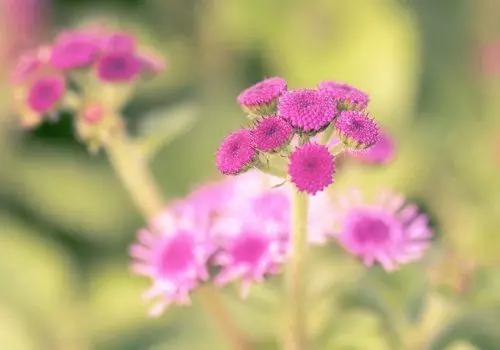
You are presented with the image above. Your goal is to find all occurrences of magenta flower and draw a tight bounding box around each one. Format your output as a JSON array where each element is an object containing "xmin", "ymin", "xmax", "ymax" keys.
[
  {"xmin": 317, "ymin": 80, "xmax": 369, "ymax": 110},
  {"xmin": 102, "ymin": 32, "xmax": 136, "ymax": 53},
  {"xmin": 333, "ymin": 191, "xmax": 432, "ymax": 271},
  {"xmin": 335, "ymin": 110, "xmax": 379, "ymax": 149},
  {"xmin": 216, "ymin": 129, "xmax": 257, "ymax": 175},
  {"xmin": 288, "ymin": 143, "xmax": 335, "ymax": 195},
  {"xmin": 278, "ymin": 89, "xmax": 337, "ymax": 133},
  {"xmin": 96, "ymin": 51, "xmax": 141, "ymax": 82},
  {"xmin": 353, "ymin": 130, "xmax": 395, "ymax": 164},
  {"xmin": 27, "ymin": 75, "xmax": 66, "ymax": 113},
  {"xmin": 50, "ymin": 30, "xmax": 101, "ymax": 70},
  {"xmin": 211, "ymin": 181, "xmax": 290, "ymax": 296},
  {"xmin": 252, "ymin": 115, "xmax": 293, "ymax": 152},
  {"xmin": 130, "ymin": 210, "xmax": 212, "ymax": 317},
  {"xmin": 237, "ymin": 77, "xmax": 287, "ymax": 115},
  {"xmin": 138, "ymin": 50, "xmax": 167, "ymax": 76}
]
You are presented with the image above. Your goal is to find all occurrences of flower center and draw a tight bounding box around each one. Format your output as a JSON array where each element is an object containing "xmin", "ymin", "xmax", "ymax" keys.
[
  {"xmin": 231, "ymin": 233, "xmax": 268, "ymax": 265},
  {"xmin": 157, "ymin": 231, "xmax": 195, "ymax": 277},
  {"xmin": 352, "ymin": 217, "xmax": 390, "ymax": 245}
]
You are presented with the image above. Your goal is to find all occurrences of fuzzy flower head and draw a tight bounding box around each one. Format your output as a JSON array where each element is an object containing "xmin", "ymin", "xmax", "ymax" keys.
[
  {"xmin": 49, "ymin": 30, "xmax": 101, "ymax": 70},
  {"xmin": 237, "ymin": 77, "xmax": 287, "ymax": 115},
  {"xmin": 353, "ymin": 130, "xmax": 395, "ymax": 165},
  {"xmin": 102, "ymin": 32, "xmax": 136, "ymax": 53},
  {"xmin": 289, "ymin": 143, "xmax": 335, "ymax": 195},
  {"xmin": 278, "ymin": 89, "xmax": 337, "ymax": 133},
  {"xmin": 317, "ymin": 80, "xmax": 369, "ymax": 110},
  {"xmin": 26, "ymin": 75, "xmax": 66, "ymax": 113},
  {"xmin": 334, "ymin": 191, "xmax": 432, "ymax": 271},
  {"xmin": 96, "ymin": 51, "xmax": 141, "ymax": 83},
  {"xmin": 216, "ymin": 129, "xmax": 257, "ymax": 175},
  {"xmin": 335, "ymin": 110, "xmax": 379, "ymax": 149},
  {"xmin": 130, "ymin": 210, "xmax": 212, "ymax": 317},
  {"xmin": 252, "ymin": 115, "xmax": 293, "ymax": 152}
]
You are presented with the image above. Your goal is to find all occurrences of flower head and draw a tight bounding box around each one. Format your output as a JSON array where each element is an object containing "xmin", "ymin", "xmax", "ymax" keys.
[
  {"xmin": 317, "ymin": 80, "xmax": 369, "ymax": 110},
  {"xmin": 289, "ymin": 143, "xmax": 335, "ymax": 195},
  {"xmin": 278, "ymin": 89, "xmax": 337, "ymax": 133},
  {"xmin": 11, "ymin": 49, "xmax": 46, "ymax": 85},
  {"xmin": 82, "ymin": 103, "xmax": 104, "ymax": 124},
  {"xmin": 211, "ymin": 180, "xmax": 290, "ymax": 296},
  {"xmin": 216, "ymin": 129, "xmax": 257, "ymax": 175},
  {"xmin": 102, "ymin": 32, "xmax": 136, "ymax": 53},
  {"xmin": 252, "ymin": 115, "xmax": 293, "ymax": 152},
  {"xmin": 237, "ymin": 77, "xmax": 287, "ymax": 115},
  {"xmin": 333, "ymin": 191, "xmax": 432, "ymax": 271},
  {"xmin": 130, "ymin": 209, "xmax": 212, "ymax": 316},
  {"xmin": 50, "ymin": 30, "xmax": 101, "ymax": 70},
  {"xmin": 27, "ymin": 75, "xmax": 65, "ymax": 113},
  {"xmin": 96, "ymin": 51, "xmax": 141, "ymax": 82},
  {"xmin": 353, "ymin": 130, "xmax": 395, "ymax": 164},
  {"xmin": 335, "ymin": 110, "xmax": 379, "ymax": 149}
]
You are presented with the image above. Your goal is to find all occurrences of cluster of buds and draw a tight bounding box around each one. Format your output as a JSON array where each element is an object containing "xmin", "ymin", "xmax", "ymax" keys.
[
  {"xmin": 216, "ymin": 77, "xmax": 394, "ymax": 194},
  {"xmin": 11, "ymin": 25, "xmax": 165, "ymax": 151}
]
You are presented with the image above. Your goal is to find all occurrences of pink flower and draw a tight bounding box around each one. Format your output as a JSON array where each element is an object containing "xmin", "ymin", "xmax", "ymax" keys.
[
  {"xmin": 216, "ymin": 129, "xmax": 257, "ymax": 175},
  {"xmin": 130, "ymin": 209, "xmax": 213, "ymax": 317},
  {"xmin": 335, "ymin": 110, "xmax": 379, "ymax": 149},
  {"xmin": 82, "ymin": 104, "xmax": 104, "ymax": 124},
  {"xmin": 50, "ymin": 30, "xmax": 101, "ymax": 70},
  {"xmin": 102, "ymin": 32, "xmax": 136, "ymax": 53},
  {"xmin": 26, "ymin": 75, "xmax": 66, "ymax": 113},
  {"xmin": 333, "ymin": 191, "xmax": 432, "ymax": 271},
  {"xmin": 211, "ymin": 176, "xmax": 290, "ymax": 296},
  {"xmin": 237, "ymin": 77, "xmax": 287, "ymax": 115},
  {"xmin": 278, "ymin": 89, "xmax": 337, "ymax": 133},
  {"xmin": 138, "ymin": 50, "xmax": 167, "ymax": 76},
  {"xmin": 96, "ymin": 51, "xmax": 142, "ymax": 82},
  {"xmin": 11, "ymin": 48, "xmax": 47, "ymax": 85},
  {"xmin": 289, "ymin": 143, "xmax": 335, "ymax": 195},
  {"xmin": 317, "ymin": 80, "xmax": 369, "ymax": 110},
  {"xmin": 252, "ymin": 115, "xmax": 293, "ymax": 152},
  {"xmin": 353, "ymin": 130, "xmax": 394, "ymax": 164}
]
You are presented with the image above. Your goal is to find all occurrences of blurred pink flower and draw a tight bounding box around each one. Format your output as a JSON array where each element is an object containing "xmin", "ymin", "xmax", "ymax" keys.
[{"xmin": 332, "ymin": 190, "xmax": 432, "ymax": 271}]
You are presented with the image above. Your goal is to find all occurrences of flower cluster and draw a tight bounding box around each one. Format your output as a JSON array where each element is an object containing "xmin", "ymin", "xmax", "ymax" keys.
[
  {"xmin": 130, "ymin": 171, "xmax": 432, "ymax": 315},
  {"xmin": 11, "ymin": 25, "xmax": 165, "ymax": 139},
  {"xmin": 216, "ymin": 77, "xmax": 393, "ymax": 194}
]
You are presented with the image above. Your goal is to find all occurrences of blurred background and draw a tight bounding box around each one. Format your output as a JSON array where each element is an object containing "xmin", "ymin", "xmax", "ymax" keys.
[{"xmin": 1, "ymin": 0, "xmax": 500, "ymax": 349}]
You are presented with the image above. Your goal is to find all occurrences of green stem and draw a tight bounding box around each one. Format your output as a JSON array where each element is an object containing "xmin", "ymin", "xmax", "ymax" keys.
[
  {"xmin": 284, "ymin": 189, "xmax": 309, "ymax": 350},
  {"xmin": 319, "ymin": 124, "xmax": 335, "ymax": 145},
  {"xmin": 102, "ymin": 127, "xmax": 251, "ymax": 350},
  {"xmin": 255, "ymin": 160, "xmax": 288, "ymax": 178}
]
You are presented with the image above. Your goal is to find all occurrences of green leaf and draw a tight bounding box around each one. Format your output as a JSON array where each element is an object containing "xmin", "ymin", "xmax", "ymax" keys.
[{"xmin": 427, "ymin": 308, "xmax": 500, "ymax": 350}]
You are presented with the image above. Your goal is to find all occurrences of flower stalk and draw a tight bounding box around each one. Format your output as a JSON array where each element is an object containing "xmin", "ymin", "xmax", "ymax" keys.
[{"xmin": 284, "ymin": 188, "xmax": 309, "ymax": 350}]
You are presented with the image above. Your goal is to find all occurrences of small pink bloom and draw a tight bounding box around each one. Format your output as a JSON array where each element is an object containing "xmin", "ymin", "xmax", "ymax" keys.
[
  {"xmin": 278, "ymin": 89, "xmax": 337, "ymax": 133},
  {"xmin": 353, "ymin": 130, "xmax": 395, "ymax": 164},
  {"xmin": 96, "ymin": 51, "xmax": 141, "ymax": 82},
  {"xmin": 50, "ymin": 30, "xmax": 101, "ymax": 70},
  {"xmin": 252, "ymin": 115, "xmax": 293, "ymax": 152},
  {"xmin": 317, "ymin": 80, "xmax": 369, "ymax": 110},
  {"xmin": 211, "ymin": 183, "xmax": 290, "ymax": 296},
  {"xmin": 27, "ymin": 75, "xmax": 65, "ymax": 113},
  {"xmin": 288, "ymin": 143, "xmax": 335, "ymax": 195},
  {"xmin": 216, "ymin": 129, "xmax": 257, "ymax": 175},
  {"xmin": 102, "ymin": 32, "xmax": 136, "ymax": 53},
  {"xmin": 237, "ymin": 77, "xmax": 287, "ymax": 115},
  {"xmin": 333, "ymin": 190, "xmax": 432, "ymax": 271},
  {"xmin": 130, "ymin": 210, "xmax": 212, "ymax": 316},
  {"xmin": 335, "ymin": 110, "xmax": 379, "ymax": 149},
  {"xmin": 82, "ymin": 104, "xmax": 104, "ymax": 124}
]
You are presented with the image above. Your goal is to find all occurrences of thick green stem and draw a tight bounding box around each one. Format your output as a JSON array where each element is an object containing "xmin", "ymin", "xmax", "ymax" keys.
[
  {"xmin": 284, "ymin": 189, "xmax": 309, "ymax": 350},
  {"xmin": 102, "ymin": 127, "xmax": 251, "ymax": 350},
  {"xmin": 255, "ymin": 160, "xmax": 288, "ymax": 178}
]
